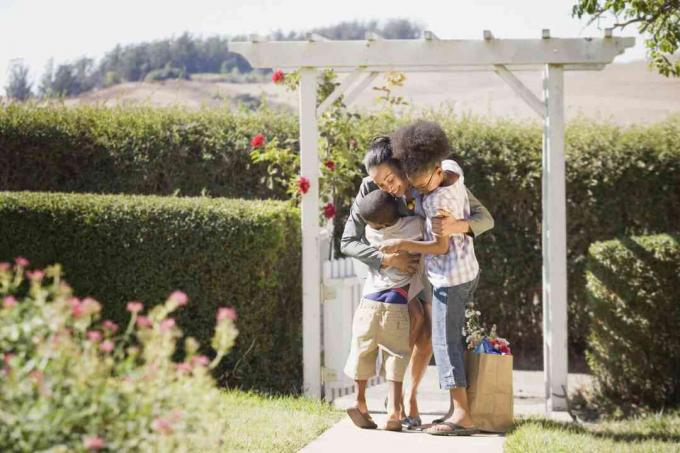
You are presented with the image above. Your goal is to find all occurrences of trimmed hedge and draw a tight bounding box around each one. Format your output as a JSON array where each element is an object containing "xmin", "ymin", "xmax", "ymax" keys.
[
  {"xmin": 2, "ymin": 104, "xmax": 680, "ymax": 362},
  {"xmin": 586, "ymin": 234, "xmax": 680, "ymax": 415},
  {"xmin": 0, "ymin": 103, "xmax": 297, "ymax": 199},
  {"xmin": 0, "ymin": 192, "xmax": 301, "ymax": 393}
]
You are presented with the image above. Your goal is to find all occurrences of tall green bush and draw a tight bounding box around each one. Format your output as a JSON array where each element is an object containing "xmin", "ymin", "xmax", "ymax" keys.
[
  {"xmin": 585, "ymin": 234, "xmax": 680, "ymax": 415},
  {"xmin": 1, "ymin": 104, "xmax": 679, "ymax": 361},
  {"xmin": 0, "ymin": 192, "xmax": 301, "ymax": 393}
]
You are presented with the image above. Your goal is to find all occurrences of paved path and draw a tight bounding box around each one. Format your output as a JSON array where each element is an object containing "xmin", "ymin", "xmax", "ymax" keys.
[{"xmin": 301, "ymin": 367, "xmax": 593, "ymax": 453}]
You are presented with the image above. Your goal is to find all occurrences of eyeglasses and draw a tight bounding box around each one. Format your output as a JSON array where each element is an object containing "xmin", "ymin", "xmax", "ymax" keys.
[{"xmin": 412, "ymin": 166, "xmax": 438, "ymax": 193}]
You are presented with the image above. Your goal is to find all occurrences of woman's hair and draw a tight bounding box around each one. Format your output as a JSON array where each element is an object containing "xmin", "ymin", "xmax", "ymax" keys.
[
  {"xmin": 362, "ymin": 135, "xmax": 400, "ymax": 173},
  {"xmin": 390, "ymin": 120, "xmax": 451, "ymax": 176}
]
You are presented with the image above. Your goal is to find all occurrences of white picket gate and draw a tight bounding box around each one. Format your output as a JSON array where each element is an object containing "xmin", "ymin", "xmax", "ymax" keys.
[{"xmin": 320, "ymin": 246, "xmax": 384, "ymax": 401}]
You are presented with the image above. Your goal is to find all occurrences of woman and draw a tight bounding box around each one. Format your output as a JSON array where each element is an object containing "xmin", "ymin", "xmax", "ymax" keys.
[{"xmin": 340, "ymin": 135, "xmax": 494, "ymax": 428}]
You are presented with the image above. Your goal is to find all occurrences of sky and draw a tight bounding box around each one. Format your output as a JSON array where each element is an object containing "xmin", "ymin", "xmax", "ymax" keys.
[{"xmin": 0, "ymin": 0, "xmax": 648, "ymax": 91}]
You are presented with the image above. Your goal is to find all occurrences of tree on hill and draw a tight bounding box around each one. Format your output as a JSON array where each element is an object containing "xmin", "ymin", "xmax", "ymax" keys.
[
  {"xmin": 573, "ymin": 0, "xmax": 680, "ymax": 77},
  {"xmin": 5, "ymin": 60, "xmax": 32, "ymax": 101}
]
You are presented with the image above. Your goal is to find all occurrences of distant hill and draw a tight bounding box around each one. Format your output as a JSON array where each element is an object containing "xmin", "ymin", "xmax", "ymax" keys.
[{"xmin": 65, "ymin": 61, "xmax": 680, "ymax": 124}]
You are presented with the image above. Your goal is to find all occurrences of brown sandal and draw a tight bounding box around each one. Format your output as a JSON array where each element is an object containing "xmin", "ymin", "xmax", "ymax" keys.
[
  {"xmin": 424, "ymin": 422, "xmax": 478, "ymax": 436},
  {"xmin": 346, "ymin": 407, "xmax": 377, "ymax": 429},
  {"xmin": 384, "ymin": 419, "xmax": 403, "ymax": 432}
]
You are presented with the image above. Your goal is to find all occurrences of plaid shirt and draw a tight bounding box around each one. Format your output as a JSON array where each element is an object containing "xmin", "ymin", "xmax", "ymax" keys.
[{"xmin": 421, "ymin": 160, "xmax": 479, "ymax": 288}]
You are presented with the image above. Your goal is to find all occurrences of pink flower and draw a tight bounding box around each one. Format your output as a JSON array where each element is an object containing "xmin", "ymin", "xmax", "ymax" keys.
[
  {"xmin": 272, "ymin": 69, "xmax": 285, "ymax": 84},
  {"xmin": 297, "ymin": 176, "xmax": 310, "ymax": 194},
  {"xmin": 83, "ymin": 436, "xmax": 105, "ymax": 450},
  {"xmin": 3, "ymin": 296, "xmax": 17, "ymax": 309},
  {"xmin": 0, "ymin": 262, "xmax": 10, "ymax": 272},
  {"xmin": 14, "ymin": 257, "xmax": 29, "ymax": 267},
  {"xmin": 71, "ymin": 303, "xmax": 85, "ymax": 318},
  {"xmin": 99, "ymin": 340, "xmax": 114, "ymax": 353},
  {"xmin": 160, "ymin": 318, "xmax": 176, "ymax": 331},
  {"xmin": 87, "ymin": 330, "xmax": 102, "ymax": 342},
  {"xmin": 126, "ymin": 301, "xmax": 143, "ymax": 313},
  {"xmin": 324, "ymin": 160, "xmax": 336, "ymax": 171},
  {"xmin": 251, "ymin": 133, "xmax": 265, "ymax": 149},
  {"xmin": 217, "ymin": 307, "xmax": 238, "ymax": 322},
  {"xmin": 3, "ymin": 353, "xmax": 15, "ymax": 366},
  {"xmin": 152, "ymin": 417, "xmax": 173, "ymax": 435},
  {"xmin": 169, "ymin": 290, "xmax": 188, "ymax": 306},
  {"xmin": 176, "ymin": 362, "xmax": 192, "ymax": 373},
  {"xmin": 82, "ymin": 297, "xmax": 101, "ymax": 315},
  {"xmin": 136, "ymin": 316, "xmax": 152, "ymax": 328},
  {"xmin": 192, "ymin": 355, "xmax": 210, "ymax": 366},
  {"xmin": 102, "ymin": 320, "xmax": 119, "ymax": 333},
  {"xmin": 323, "ymin": 202, "xmax": 336, "ymax": 219},
  {"xmin": 26, "ymin": 270, "xmax": 45, "ymax": 281}
]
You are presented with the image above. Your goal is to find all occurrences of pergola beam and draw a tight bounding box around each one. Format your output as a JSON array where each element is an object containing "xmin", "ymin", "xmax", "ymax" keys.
[
  {"xmin": 230, "ymin": 37, "xmax": 634, "ymax": 69},
  {"xmin": 317, "ymin": 70, "xmax": 363, "ymax": 116},
  {"xmin": 494, "ymin": 65, "xmax": 544, "ymax": 118}
]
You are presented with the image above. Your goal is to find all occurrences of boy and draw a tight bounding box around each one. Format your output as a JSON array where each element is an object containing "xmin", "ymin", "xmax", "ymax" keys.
[
  {"xmin": 344, "ymin": 190, "xmax": 425, "ymax": 432},
  {"xmin": 381, "ymin": 120, "xmax": 480, "ymax": 436}
]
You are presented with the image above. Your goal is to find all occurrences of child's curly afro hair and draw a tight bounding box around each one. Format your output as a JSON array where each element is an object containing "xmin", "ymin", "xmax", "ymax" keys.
[{"xmin": 390, "ymin": 120, "xmax": 451, "ymax": 176}]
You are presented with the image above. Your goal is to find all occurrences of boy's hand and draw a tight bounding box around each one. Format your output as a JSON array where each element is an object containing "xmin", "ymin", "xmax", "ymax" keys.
[
  {"xmin": 381, "ymin": 252, "xmax": 419, "ymax": 274},
  {"xmin": 432, "ymin": 209, "xmax": 470, "ymax": 236},
  {"xmin": 379, "ymin": 239, "xmax": 403, "ymax": 254}
]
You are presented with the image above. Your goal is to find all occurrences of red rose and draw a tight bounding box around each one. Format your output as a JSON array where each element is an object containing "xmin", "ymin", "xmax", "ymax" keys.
[
  {"xmin": 297, "ymin": 176, "xmax": 310, "ymax": 194},
  {"xmin": 250, "ymin": 133, "xmax": 265, "ymax": 148},
  {"xmin": 272, "ymin": 69, "xmax": 285, "ymax": 84},
  {"xmin": 324, "ymin": 160, "xmax": 336, "ymax": 171},
  {"xmin": 323, "ymin": 203, "xmax": 336, "ymax": 219}
]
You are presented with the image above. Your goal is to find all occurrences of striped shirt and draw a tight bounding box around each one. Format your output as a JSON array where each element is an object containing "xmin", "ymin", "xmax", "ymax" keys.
[{"xmin": 421, "ymin": 160, "xmax": 479, "ymax": 288}]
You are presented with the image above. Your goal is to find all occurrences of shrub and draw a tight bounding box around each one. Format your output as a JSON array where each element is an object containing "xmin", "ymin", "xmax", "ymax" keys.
[
  {"xmin": 0, "ymin": 192, "xmax": 301, "ymax": 393},
  {"xmin": 0, "ymin": 260, "xmax": 238, "ymax": 451},
  {"xmin": 2, "ymin": 103, "xmax": 679, "ymax": 361},
  {"xmin": 585, "ymin": 234, "xmax": 680, "ymax": 416}
]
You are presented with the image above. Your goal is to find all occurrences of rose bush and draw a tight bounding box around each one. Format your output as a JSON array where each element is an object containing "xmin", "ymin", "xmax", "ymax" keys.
[{"xmin": 0, "ymin": 258, "xmax": 238, "ymax": 452}]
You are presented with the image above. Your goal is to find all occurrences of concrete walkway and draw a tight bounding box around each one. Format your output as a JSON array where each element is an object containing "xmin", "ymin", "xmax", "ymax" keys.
[{"xmin": 301, "ymin": 367, "xmax": 593, "ymax": 453}]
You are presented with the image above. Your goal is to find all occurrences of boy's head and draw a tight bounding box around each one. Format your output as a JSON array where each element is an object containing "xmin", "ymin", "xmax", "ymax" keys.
[
  {"xmin": 391, "ymin": 120, "xmax": 451, "ymax": 194},
  {"xmin": 359, "ymin": 190, "xmax": 401, "ymax": 230}
]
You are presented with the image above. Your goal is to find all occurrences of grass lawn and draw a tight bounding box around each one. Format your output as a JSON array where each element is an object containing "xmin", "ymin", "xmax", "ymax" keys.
[
  {"xmin": 505, "ymin": 412, "xmax": 680, "ymax": 453},
  {"xmin": 217, "ymin": 390, "xmax": 342, "ymax": 452}
]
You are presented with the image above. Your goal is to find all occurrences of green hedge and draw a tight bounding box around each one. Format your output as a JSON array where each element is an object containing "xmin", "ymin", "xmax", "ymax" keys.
[
  {"xmin": 0, "ymin": 192, "xmax": 302, "ymax": 393},
  {"xmin": 0, "ymin": 103, "xmax": 297, "ymax": 199},
  {"xmin": 2, "ymin": 104, "xmax": 680, "ymax": 362},
  {"xmin": 585, "ymin": 234, "xmax": 680, "ymax": 415}
]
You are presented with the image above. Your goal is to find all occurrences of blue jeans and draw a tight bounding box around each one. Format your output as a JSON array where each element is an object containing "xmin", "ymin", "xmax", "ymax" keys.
[{"xmin": 431, "ymin": 273, "xmax": 480, "ymax": 389}]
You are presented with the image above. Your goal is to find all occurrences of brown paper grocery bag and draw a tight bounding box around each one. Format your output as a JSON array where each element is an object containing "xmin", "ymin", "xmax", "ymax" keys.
[{"xmin": 464, "ymin": 351, "xmax": 514, "ymax": 433}]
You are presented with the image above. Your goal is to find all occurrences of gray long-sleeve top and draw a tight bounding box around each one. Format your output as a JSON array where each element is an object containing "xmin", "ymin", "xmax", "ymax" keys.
[{"xmin": 340, "ymin": 176, "xmax": 495, "ymax": 272}]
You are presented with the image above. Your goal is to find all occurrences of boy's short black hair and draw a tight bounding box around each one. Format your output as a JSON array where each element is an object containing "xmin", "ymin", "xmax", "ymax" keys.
[
  {"xmin": 358, "ymin": 190, "xmax": 400, "ymax": 227},
  {"xmin": 390, "ymin": 120, "xmax": 451, "ymax": 176}
]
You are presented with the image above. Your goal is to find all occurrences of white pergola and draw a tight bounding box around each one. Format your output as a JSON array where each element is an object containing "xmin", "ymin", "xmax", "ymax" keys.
[{"xmin": 230, "ymin": 29, "xmax": 634, "ymax": 413}]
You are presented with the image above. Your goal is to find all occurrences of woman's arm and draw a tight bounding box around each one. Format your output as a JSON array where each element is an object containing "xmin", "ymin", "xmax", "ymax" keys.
[{"xmin": 340, "ymin": 178, "xmax": 418, "ymax": 273}]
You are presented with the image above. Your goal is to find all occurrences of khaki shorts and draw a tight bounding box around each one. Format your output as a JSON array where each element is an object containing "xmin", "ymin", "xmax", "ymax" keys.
[{"xmin": 343, "ymin": 299, "xmax": 411, "ymax": 382}]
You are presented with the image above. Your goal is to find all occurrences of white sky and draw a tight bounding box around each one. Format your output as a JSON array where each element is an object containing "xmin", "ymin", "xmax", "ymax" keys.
[{"xmin": 0, "ymin": 0, "xmax": 647, "ymax": 91}]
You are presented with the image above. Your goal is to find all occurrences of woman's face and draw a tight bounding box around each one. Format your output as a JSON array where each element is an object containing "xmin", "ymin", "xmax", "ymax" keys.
[{"xmin": 368, "ymin": 162, "xmax": 409, "ymax": 197}]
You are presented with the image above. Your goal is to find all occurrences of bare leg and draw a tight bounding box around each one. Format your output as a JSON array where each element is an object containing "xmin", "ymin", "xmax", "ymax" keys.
[
  {"xmin": 443, "ymin": 387, "xmax": 474, "ymax": 428},
  {"xmin": 387, "ymin": 380, "xmax": 403, "ymax": 422},
  {"xmin": 355, "ymin": 379, "xmax": 368, "ymax": 414},
  {"xmin": 403, "ymin": 302, "xmax": 433, "ymax": 419}
]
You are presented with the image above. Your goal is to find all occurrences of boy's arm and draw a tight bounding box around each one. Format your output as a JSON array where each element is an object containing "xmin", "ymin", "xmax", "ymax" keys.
[{"xmin": 380, "ymin": 232, "xmax": 450, "ymax": 256}]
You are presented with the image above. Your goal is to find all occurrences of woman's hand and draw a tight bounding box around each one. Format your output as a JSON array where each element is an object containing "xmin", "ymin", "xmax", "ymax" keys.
[
  {"xmin": 381, "ymin": 251, "xmax": 419, "ymax": 274},
  {"xmin": 379, "ymin": 239, "xmax": 404, "ymax": 254},
  {"xmin": 432, "ymin": 209, "xmax": 471, "ymax": 236}
]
